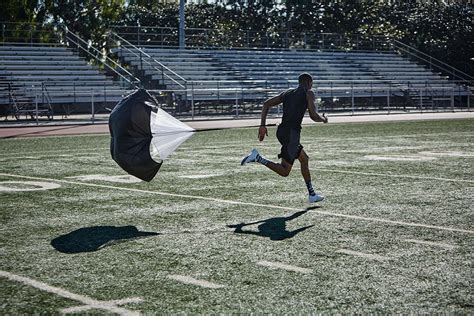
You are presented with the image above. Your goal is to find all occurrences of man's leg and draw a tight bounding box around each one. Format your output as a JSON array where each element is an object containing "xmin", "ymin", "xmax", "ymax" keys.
[
  {"xmin": 298, "ymin": 149, "xmax": 311, "ymax": 183},
  {"xmin": 241, "ymin": 149, "xmax": 293, "ymax": 177},
  {"xmin": 298, "ymin": 149, "xmax": 324, "ymax": 202},
  {"xmin": 264, "ymin": 158, "xmax": 293, "ymax": 177}
]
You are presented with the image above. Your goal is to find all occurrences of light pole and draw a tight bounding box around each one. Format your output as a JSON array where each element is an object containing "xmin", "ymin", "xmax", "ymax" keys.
[{"xmin": 179, "ymin": 0, "xmax": 185, "ymax": 48}]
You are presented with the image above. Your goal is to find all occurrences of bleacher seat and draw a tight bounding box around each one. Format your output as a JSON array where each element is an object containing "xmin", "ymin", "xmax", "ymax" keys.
[
  {"xmin": 0, "ymin": 45, "xmax": 129, "ymax": 116},
  {"xmin": 115, "ymin": 47, "xmax": 466, "ymax": 105}
]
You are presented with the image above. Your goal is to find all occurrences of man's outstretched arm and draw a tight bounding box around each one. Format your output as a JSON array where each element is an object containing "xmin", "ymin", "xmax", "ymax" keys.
[
  {"xmin": 259, "ymin": 94, "xmax": 283, "ymax": 141},
  {"xmin": 306, "ymin": 90, "xmax": 328, "ymax": 123}
]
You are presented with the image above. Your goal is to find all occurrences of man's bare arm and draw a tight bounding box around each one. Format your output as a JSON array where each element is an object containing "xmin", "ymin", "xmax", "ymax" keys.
[
  {"xmin": 259, "ymin": 94, "xmax": 283, "ymax": 141},
  {"xmin": 306, "ymin": 90, "xmax": 328, "ymax": 123},
  {"xmin": 260, "ymin": 94, "xmax": 283, "ymax": 126}
]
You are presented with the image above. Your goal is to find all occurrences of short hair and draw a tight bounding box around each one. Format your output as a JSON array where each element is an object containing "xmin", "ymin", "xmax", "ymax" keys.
[{"xmin": 298, "ymin": 73, "xmax": 313, "ymax": 85}]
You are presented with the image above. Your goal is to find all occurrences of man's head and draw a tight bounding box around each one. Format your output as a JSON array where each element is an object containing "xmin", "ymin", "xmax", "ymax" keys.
[{"xmin": 298, "ymin": 73, "xmax": 313, "ymax": 89}]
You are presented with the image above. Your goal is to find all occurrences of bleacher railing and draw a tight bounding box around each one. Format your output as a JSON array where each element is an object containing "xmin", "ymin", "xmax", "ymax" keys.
[
  {"xmin": 63, "ymin": 28, "xmax": 141, "ymax": 89},
  {"xmin": 391, "ymin": 39, "xmax": 473, "ymax": 86},
  {"xmin": 1, "ymin": 22, "xmax": 62, "ymax": 45},
  {"xmin": 108, "ymin": 31, "xmax": 187, "ymax": 90},
  {"xmin": 3, "ymin": 81, "xmax": 471, "ymax": 124}
]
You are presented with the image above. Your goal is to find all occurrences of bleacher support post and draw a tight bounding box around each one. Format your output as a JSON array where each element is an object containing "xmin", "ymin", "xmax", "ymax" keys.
[
  {"xmin": 386, "ymin": 85, "xmax": 390, "ymax": 114},
  {"xmin": 191, "ymin": 81, "xmax": 194, "ymax": 120},
  {"xmin": 451, "ymin": 88, "xmax": 454, "ymax": 112},
  {"xmin": 35, "ymin": 95, "xmax": 38, "ymax": 125},
  {"xmin": 217, "ymin": 81, "xmax": 220, "ymax": 111},
  {"xmin": 91, "ymin": 92, "xmax": 95, "ymax": 124},
  {"xmin": 420, "ymin": 88, "xmax": 423, "ymax": 111},
  {"xmin": 235, "ymin": 90, "xmax": 239, "ymax": 118},
  {"xmin": 468, "ymin": 87, "xmax": 471, "ymax": 111},
  {"xmin": 351, "ymin": 83, "xmax": 354, "ymax": 115}
]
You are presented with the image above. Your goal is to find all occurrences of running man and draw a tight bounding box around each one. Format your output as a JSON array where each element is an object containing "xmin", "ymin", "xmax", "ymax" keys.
[{"xmin": 241, "ymin": 73, "xmax": 328, "ymax": 203}]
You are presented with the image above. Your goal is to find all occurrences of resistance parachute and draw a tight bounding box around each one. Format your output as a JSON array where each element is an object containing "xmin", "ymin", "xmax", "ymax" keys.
[{"xmin": 109, "ymin": 89, "xmax": 195, "ymax": 182}]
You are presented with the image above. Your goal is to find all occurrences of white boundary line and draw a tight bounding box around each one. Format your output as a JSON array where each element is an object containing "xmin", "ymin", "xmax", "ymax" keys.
[
  {"xmin": 256, "ymin": 261, "xmax": 312, "ymax": 274},
  {"xmin": 403, "ymin": 239, "xmax": 458, "ymax": 250},
  {"xmin": 336, "ymin": 249, "xmax": 391, "ymax": 261},
  {"xmin": 0, "ymin": 270, "xmax": 141, "ymax": 316},
  {"xmin": 167, "ymin": 275, "xmax": 225, "ymax": 289},
  {"xmin": 0, "ymin": 147, "xmax": 107, "ymax": 157},
  {"xmin": 0, "ymin": 172, "xmax": 472, "ymax": 235},
  {"xmin": 314, "ymin": 168, "xmax": 474, "ymax": 183}
]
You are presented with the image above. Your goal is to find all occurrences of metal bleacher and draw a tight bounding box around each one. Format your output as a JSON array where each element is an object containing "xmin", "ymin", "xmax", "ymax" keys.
[
  {"xmin": 0, "ymin": 45, "xmax": 129, "ymax": 119},
  {"xmin": 115, "ymin": 46, "xmax": 469, "ymax": 114}
]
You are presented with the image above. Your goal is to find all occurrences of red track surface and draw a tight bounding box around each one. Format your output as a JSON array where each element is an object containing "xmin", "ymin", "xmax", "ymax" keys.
[{"xmin": 0, "ymin": 112, "xmax": 472, "ymax": 139}]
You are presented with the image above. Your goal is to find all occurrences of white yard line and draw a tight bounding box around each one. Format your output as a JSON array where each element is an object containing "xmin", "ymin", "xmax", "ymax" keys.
[
  {"xmin": 0, "ymin": 172, "xmax": 473, "ymax": 235},
  {"xmin": 336, "ymin": 249, "xmax": 391, "ymax": 261},
  {"xmin": 0, "ymin": 147, "xmax": 107, "ymax": 157},
  {"xmin": 256, "ymin": 260, "xmax": 312, "ymax": 274},
  {"xmin": 0, "ymin": 270, "xmax": 141, "ymax": 316},
  {"xmin": 60, "ymin": 297, "xmax": 144, "ymax": 314},
  {"xmin": 167, "ymin": 275, "xmax": 225, "ymax": 289},
  {"xmin": 403, "ymin": 239, "xmax": 458, "ymax": 250},
  {"xmin": 0, "ymin": 153, "xmax": 103, "ymax": 160},
  {"xmin": 314, "ymin": 168, "xmax": 474, "ymax": 183}
]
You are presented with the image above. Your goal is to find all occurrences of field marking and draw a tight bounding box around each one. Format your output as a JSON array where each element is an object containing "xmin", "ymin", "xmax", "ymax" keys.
[
  {"xmin": 336, "ymin": 249, "xmax": 391, "ymax": 261},
  {"xmin": 256, "ymin": 260, "xmax": 312, "ymax": 274},
  {"xmin": 0, "ymin": 181, "xmax": 61, "ymax": 192},
  {"xmin": 167, "ymin": 275, "xmax": 225, "ymax": 289},
  {"xmin": 0, "ymin": 147, "xmax": 107, "ymax": 157},
  {"xmin": 0, "ymin": 172, "xmax": 473, "ymax": 235},
  {"xmin": 314, "ymin": 168, "xmax": 474, "ymax": 184},
  {"xmin": 364, "ymin": 155, "xmax": 436, "ymax": 162},
  {"xmin": 403, "ymin": 239, "xmax": 458, "ymax": 250},
  {"xmin": 419, "ymin": 151, "xmax": 474, "ymax": 158},
  {"xmin": 61, "ymin": 297, "xmax": 144, "ymax": 314},
  {"xmin": 0, "ymin": 270, "xmax": 141, "ymax": 316},
  {"xmin": 0, "ymin": 153, "xmax": 103, "ymax": 161},
  {"xmin": 179, "ymin": 173, "xmax": 223, "ymax": 179},
  {"xmin": 66, "ymin": 174, "xmax": 142, "ymax": 184}
]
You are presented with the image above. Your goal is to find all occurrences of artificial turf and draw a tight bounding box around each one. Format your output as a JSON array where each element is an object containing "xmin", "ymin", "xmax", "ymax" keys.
[{"xmin": 0, "ymin": 118, "xmax": 473, "ymax": 314}]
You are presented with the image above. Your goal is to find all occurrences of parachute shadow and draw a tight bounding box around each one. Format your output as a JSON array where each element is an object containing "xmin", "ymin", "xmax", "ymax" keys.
[
  {"xmin": 227, "ymin": 210, "xmax": 314, "ymax": 241},
  {"xmin": 51, "ymin": 225, "xmax": 159, "ymax": 254}
]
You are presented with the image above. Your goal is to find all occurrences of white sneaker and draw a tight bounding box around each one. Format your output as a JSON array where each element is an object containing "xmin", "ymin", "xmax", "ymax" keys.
[
  {"xmin": 309, "ymin": 193, "xmax": 324, "ymax": 203},
  {"xmin": 241, "ymin": 148, "xmax": 260, "ymax": 165}
]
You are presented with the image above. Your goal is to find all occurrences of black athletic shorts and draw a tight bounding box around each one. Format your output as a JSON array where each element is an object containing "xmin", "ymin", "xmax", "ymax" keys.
[{"xmin": 276, "ymin": 125, "xmax": 303, "ymax": 164}]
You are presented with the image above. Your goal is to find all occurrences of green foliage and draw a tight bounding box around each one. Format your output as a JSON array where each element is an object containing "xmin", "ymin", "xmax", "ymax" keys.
[
  {"xmin": 42, "ymin": 0, "xmax": 125, "ymax": 50},
  {"xmin": 1, "ymin": 1, "xmax": 472, "ymax": 74}
]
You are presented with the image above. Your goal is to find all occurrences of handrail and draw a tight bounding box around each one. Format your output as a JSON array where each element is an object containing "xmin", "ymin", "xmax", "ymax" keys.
[
  {"xmin": 41, "ymin": 82, "xmax": 53, "ymax": 109},
  {"xmin": 391, "ymin": 39, "xmax": 473, "ymax": 85},
  {"xmin": 63, "ymin": 28, "xmax": 140, "ymax": 89},
  {"xmin": 109, "ymin": 31, "xmax": 187, "ymax": 89}
]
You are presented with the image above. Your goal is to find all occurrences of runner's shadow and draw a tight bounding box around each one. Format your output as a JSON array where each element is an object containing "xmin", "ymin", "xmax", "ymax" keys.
[
  {"xmin": 51, "ymin": 225, "xmax": 159, "ymax": 254},
  {"xmin": 227, "ymin": 210, "xmax": 314, "ymax": 241}
]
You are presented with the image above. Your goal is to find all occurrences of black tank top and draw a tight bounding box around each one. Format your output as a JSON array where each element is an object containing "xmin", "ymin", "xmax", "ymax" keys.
[{"xmin": 280, "ymin": 86, "xmax": 308, "ymax": 130}]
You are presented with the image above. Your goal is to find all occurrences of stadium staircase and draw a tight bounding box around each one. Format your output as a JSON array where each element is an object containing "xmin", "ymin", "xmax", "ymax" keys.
[{"xmin": 0, "ymin": 45, "xmax": 129, "ymax": 120}]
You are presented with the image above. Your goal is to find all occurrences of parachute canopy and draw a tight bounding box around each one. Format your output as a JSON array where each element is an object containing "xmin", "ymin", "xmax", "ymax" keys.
[{"xmin": 109, "ymin": 89, "xmax": 195, "ymax": 182}]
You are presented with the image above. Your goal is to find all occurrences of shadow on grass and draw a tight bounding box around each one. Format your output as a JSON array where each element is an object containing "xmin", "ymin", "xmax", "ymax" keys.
[
  {"xmin": 227, "ymin": 208, "xmax": 316, "ymax": 241},
  {"xmin": 51, "ymin": 226, "xmax": 159, "ymax": 254}
]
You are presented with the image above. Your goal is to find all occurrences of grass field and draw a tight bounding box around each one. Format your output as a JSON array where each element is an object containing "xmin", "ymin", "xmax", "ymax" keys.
[{"xmin": 0, "ymin": 118, "xmax": 473, "ymax": 314}]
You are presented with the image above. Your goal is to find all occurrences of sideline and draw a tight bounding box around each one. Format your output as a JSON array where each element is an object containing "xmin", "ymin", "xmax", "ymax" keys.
[{"xmin": 0, "ymin": 172, "xmax": 472, "ymax": 235}]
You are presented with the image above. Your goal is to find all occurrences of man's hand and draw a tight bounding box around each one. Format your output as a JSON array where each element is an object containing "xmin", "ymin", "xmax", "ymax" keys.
[
  {"xmin": 258, "ymin": 126, "xmax": 268, "ymax": 141},
  {"xmin": 322, "ymin": 113, "xmax": 328, "ymax": 124}
]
